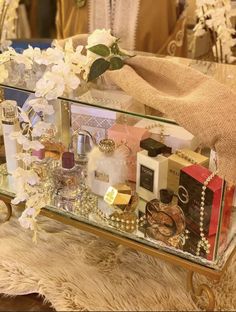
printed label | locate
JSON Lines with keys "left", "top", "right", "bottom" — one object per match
{"left": 95, "top": 171, "right": 109, "bottom": 183}
{"left": 140, "top": 165, "right": 154, "bottom": 192}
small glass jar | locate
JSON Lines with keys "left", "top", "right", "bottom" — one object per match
{"left": 145, "top": 189, "right": 185, "bottom": 247}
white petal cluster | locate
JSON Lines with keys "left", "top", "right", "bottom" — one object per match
{"left": 194, "top": 0, "right": 236, "bottom": 63}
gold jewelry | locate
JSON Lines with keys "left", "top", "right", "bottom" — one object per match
{"left": 99, "top": 139, "right": 116, "bottom": 154}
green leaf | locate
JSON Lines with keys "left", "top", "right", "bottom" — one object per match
{"left": 88, "top": 58, "right": 110, "bottom": 81}
{"left": 110, "top": 57, "right": 124, "bottom": 70}
{"left": 88, "top": 44, "right": 110, "bottom": 57}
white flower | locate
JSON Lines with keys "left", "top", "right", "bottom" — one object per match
{"left": 87, "top": 29, "right": 116, "bottom": 48}
{"left": 12, "top": 53, "right": 33, "bottom": 70}
{"left": 15, "top": 152, "right": 38, "bottom": 166}
{"left": 26, "top": 140, "right": 44, "bottom": 152}
{"left": 12, "top": 167, "right": 39, "bottom": 186}
{"left": 11, "top": 191, "right": 29, "bottom": 205}
{"left": 23, "top": 46, "right": 42, "bottom": 61}
{"left": 27, "top": 98, "right": 54, "bottom": 115}
{"left": 34, "top": 47, "right": 64, "bottom": 66}
{"left": 32, "top": 121, "right": 51, "bottom": 137}
{"left": 10, "top": 132, "right": 44, "bottom": 151}
{"left": 35, "top": 71, "right": 65, "bottom": 100}
{"left": 18, "top": 207, "right": 36, "bottom": 230}
{"left": 52, "top": 61, "right": 80, "bottom": 91}
{"left": 0, "top": 50, "right": 11, "bottom": 64}
{"left": 0, "top": 64, "right": 8, "bottom": 82}
{"left": 10, "top": 131, "right": 29, "bottom": 145}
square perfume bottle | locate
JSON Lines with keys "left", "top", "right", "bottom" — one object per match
{"left": 136, "top": 138, "right": 169, "bottom": 202}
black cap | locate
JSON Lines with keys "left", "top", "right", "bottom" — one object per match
{"left": 140, "top": 138, "right": 167, "bottom": 157}
{"left": 160, "top": 189, "right": 174, "bottom": 204}
{"left": 62, "top": 152, "right": 75, "bottom": 169}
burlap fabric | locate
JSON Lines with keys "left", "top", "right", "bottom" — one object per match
{"left": 108, "top": 56, "right": 236, "bottom": 184}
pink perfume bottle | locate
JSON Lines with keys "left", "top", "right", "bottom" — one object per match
{"left": 52, "top": 152, "right": 86, "bottom": 212}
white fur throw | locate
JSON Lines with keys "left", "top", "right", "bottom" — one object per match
{"left": 0, "top": 209, "right": 236, "bottom": 311}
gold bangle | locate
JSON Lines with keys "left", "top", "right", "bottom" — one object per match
{"left": 99, "top": 139, "right": 116, "bottom": 154}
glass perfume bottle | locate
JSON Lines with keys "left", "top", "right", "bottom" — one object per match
{"left": 40, "top": 128, "right": 65, "bottom": 160}
{"left": 72, "top": 129, "right": 95, "bottom": 167}
{"left": 145, "top": 189, "right": 185, "bottom": 247}
{"left": 52, "top": 152, "right": 86, "bottom": 212}
{"left": 136, "top": 138, "right": 170, "bottom": 202}
{"left": 31, "top": 149, "right": 55, "bottom": 204}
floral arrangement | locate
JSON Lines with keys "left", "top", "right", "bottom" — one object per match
{"left": 0, "top": 0, "right": 19, "bottom": 51}
{"left": 0, "top": 29, "right": 130, "bottom": 239}
{"left": 194, "top": 0, "right": 236, "bottom": 63}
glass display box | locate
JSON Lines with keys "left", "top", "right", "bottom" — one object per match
{"left": 0, "top": 55, "right": 235, "bottom": 311}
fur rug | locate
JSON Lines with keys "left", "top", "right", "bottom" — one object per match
{"left": 0, "top": 210, "right": 235, "bottom": 311}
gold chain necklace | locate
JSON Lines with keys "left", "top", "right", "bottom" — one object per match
{"left": 75, "top": 0, "right": 87, "bottom": 8}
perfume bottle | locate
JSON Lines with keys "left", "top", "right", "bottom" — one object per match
{"left": 52, "top": 152, "right": 85, "bottom": 212}
{"left": 40, "top": 128, "right": 65, "bottom": 160}
{"left": 1, "top": 100, "right": 21, "bottom": 174}
{"left": 136, "top": 138, "right": 170, "bottom": 202}
{"left": 32, "top": 149, "right": 54, "bottom": 180}
{"left": 87, "top": 139, "right": 128, "bottom": 197}
{"left": 31, "top": 149, "right": 55, "bottom": 203}
{"left": 146, "top": 189, "right": 185, "bottom": 247}
{"left": 72, "top": 129, "right": 95, "bottom": 166}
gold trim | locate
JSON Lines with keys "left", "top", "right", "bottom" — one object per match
{"left": 187, "top": 271, "right": 215, "bottom": 311}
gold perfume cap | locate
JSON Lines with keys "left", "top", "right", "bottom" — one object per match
{"left": 1, "top": 100, "right": 18, "bottom": 124}
{"left": 98, "top": 139, "right": 115, "bottom": 154}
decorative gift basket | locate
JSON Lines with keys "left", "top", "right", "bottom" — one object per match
{"left": 0, "top": 28, "right": 235, "bottom": 271}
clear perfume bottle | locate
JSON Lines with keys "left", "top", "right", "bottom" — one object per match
{"left": 31, "top": 149, "right": 55, "bottom": 203}
{"left": 52, "top": 152, "right": 86, "bottom": 212}
{"left": 32, "top": 149, "right": 54, "bottom": 180}
{"left": 145, "top": 189, "right": 185, "bottom": 247}
{"left": 73, "top": 129, "right": 95, "bottom": 167}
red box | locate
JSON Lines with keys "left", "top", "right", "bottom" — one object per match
{"left": 107, "top": 124, "right": 150, "bottom": 182}
{"left": 178, "top": 164, "right": 234, "bottom": 260}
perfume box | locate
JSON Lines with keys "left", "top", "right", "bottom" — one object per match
{"left": 107, "top": 124, "right": 150, "bottom": 182}
{"left": 134, "top": 119, "right": 199, "bottom": 152}
{"left": 167, "top": 149, "right": 209, "bottom": 193}
{"left": 178, "top": 165, "right": 234, "bottom": 260}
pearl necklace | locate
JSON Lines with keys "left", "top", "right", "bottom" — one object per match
{"left": 196, "top": 170, "right": 218, "bottom": 256}
{"left": 145, "top": 122, "right": 167, "bottom": 143}
{"left": 94, "top": 205, "right": 146, "bottom": 232}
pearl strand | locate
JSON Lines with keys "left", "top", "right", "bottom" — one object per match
{"left": 196, "top": 170, "right": 218, "bottom": 256}
{"left": 145, "top": 122, "right": 166, "bottom": 143}
{"left": 94, "top": 205, "right": 146, "bottom": 231}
